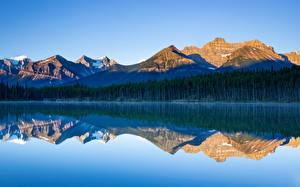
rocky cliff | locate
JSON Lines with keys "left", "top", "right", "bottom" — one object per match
{"left": 182, "top": 38, "right": 286, "bottom": 67}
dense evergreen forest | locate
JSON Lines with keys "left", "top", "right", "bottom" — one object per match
{"left": 0, "top": 66, "right": 300, "bottom": 102}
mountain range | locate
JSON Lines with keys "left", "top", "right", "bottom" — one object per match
{"left": 1, "top": 38, "right": 299, "bottom": 87}
{"left": 0, "top": 116, "right": 298, "bottom": 162}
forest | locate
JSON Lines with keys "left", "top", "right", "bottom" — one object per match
{"left": 0, "top": 66, "right": 300, "bottom": 102}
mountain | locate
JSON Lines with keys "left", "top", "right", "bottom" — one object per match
{"left": 76, "top": 55, "right": 117, "bottom": 70}
{"left": 0, "top": 55, "right": 99, "bottom": 87}
{"left": 219, "top": 45, "right": 292, "bottom": 71}
{"left": 17, "top": 55, "right": 95, "bottom": 87}
{"left": 75, "top": 41, "right": 295, "bottom": 87}
{"left": 73, "top": 45, "right": 213, "bottom": 87}
{"left": 183, "top": 132, "right": 286, "bottom": 162}
{"left": 11, "top": 55, "right": 28, "bottom": 61}
{"left": 183, "top": 37, "right": 236, "bottom": 67}
{"left": 23, "top": 55, "right": 92, "bottom": 77}
{"left": 285, "top": 52, "right": 300, "bottom": 65}
{"left": 182, "top": 37, "right": 291, "bottom": 69}
{"left": 0, "top": 57, "right": 32, "bottom": 75}
{"left": 0, "top": 59, "right": 19, "bottom": 75}
{"left": 76, "top": 55, "right": 97, "bottom": 67}
{"left": 0, "top": 54, "right": 124, "bottom": 87}
{"left": 0, "top": 57, "right": 34, "bottom": 85}
{"left": 126, "top": 45, "right": 208, "bottom": 72}
{"left": 0, "top": 38, "right": 298, "bottom": 87}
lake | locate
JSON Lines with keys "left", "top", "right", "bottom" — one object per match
{"left": 0, "top": 102, "right": 299, "bottom": 187}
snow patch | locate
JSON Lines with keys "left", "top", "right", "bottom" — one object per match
{"left": 222, "top": 142, "right": 232, "bottom": 147}
{"left": 221, "top": 53, "right": 231, "bottom": 58}
{"left": 8, "top": 138, "right": 26, "bottom": 145}
{"left": 11, "top": 55, "right": 28, "bottom": 61}
{"left": 92, "top": 60, "right": 103, "bottom": 68}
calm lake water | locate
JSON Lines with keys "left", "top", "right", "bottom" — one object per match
{"left": 0, "top": 102, "right": 299, "bottom": 187}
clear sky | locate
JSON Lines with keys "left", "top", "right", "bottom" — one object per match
{"left": 0, "top": 0, "right": 299, "bottom": 64}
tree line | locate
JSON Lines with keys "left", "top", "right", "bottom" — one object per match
{"left": 0, "top": 66, "right": 300, "bottom": 102}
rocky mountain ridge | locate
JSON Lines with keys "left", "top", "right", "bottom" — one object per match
{"left": 182, "top": 38, "right": 285, "bottom": 67}
{"left": 0, "top": 38, "right": 298, "bottom": 87}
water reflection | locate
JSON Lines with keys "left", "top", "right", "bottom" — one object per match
{"left": 0, "top": 102, "right": 299, "bottom": 162}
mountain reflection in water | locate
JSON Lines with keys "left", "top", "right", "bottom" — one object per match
{"left": 0, "top": 102, "right": 299, "bottom": 162}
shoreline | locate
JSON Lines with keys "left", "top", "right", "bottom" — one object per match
{"left": 0, "top": 100, "right": 299, "bottom": 106}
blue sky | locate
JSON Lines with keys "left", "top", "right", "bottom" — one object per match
{"left": 0, "top": 0, "right": 299, "bottom": 64}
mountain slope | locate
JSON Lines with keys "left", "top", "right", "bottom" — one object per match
{"left": 76, "top": 55, "right": 118, "bottom": 70}
{"left": 285, "top": 52, "right": 300, "bottom": 65}
{"left": 219, "top": 46, "right": 292, "bottom": 71}
{"left": 127, "top": 45, "right": 196, "bottom": 72}
{"left": 0, "top": 57, "right": 32, "bottom": 75}
{"left": 74, "top": 45, "right": 213, "bottom": 87}
{"left": 182, "top": 37, "right": 286, "bottom": 68}
{"left": 76, "top": 55, "right": 97, "bottom": 67}
{"left": 183, "top": 132, "right": 285, "bottom": 162}
{"left": 0, "top": 55, "right": 98, "bottom": 87}
{"left": 16, "top": 55, "right": 95, "bottom": 86}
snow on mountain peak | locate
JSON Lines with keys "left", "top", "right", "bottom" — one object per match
{"left": 11, "top": 55, "right": 28, "bottom": 61}
{"left": 100, "top": 56, "right": 108, "bottom": 60}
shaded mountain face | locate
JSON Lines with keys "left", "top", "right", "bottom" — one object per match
{"left": 76, "top": 55, "right": 117, "bottom": 70}
{"left": 74, "top": 66, "right": 211, "bottom": 87}
{"left": 285, "top": 52, "right": 300, "bottom": 65}
{"left": 0, "top": 58, "right": 32, "bottom": 75}
{"left": 0, "top": 59, "right": 18, "bottom": 75}
{"left": 182, "top": 37, "right": 287, "bottom": 68}
{"left": 0, "top": 57, "right": 36, "bottom": 86}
